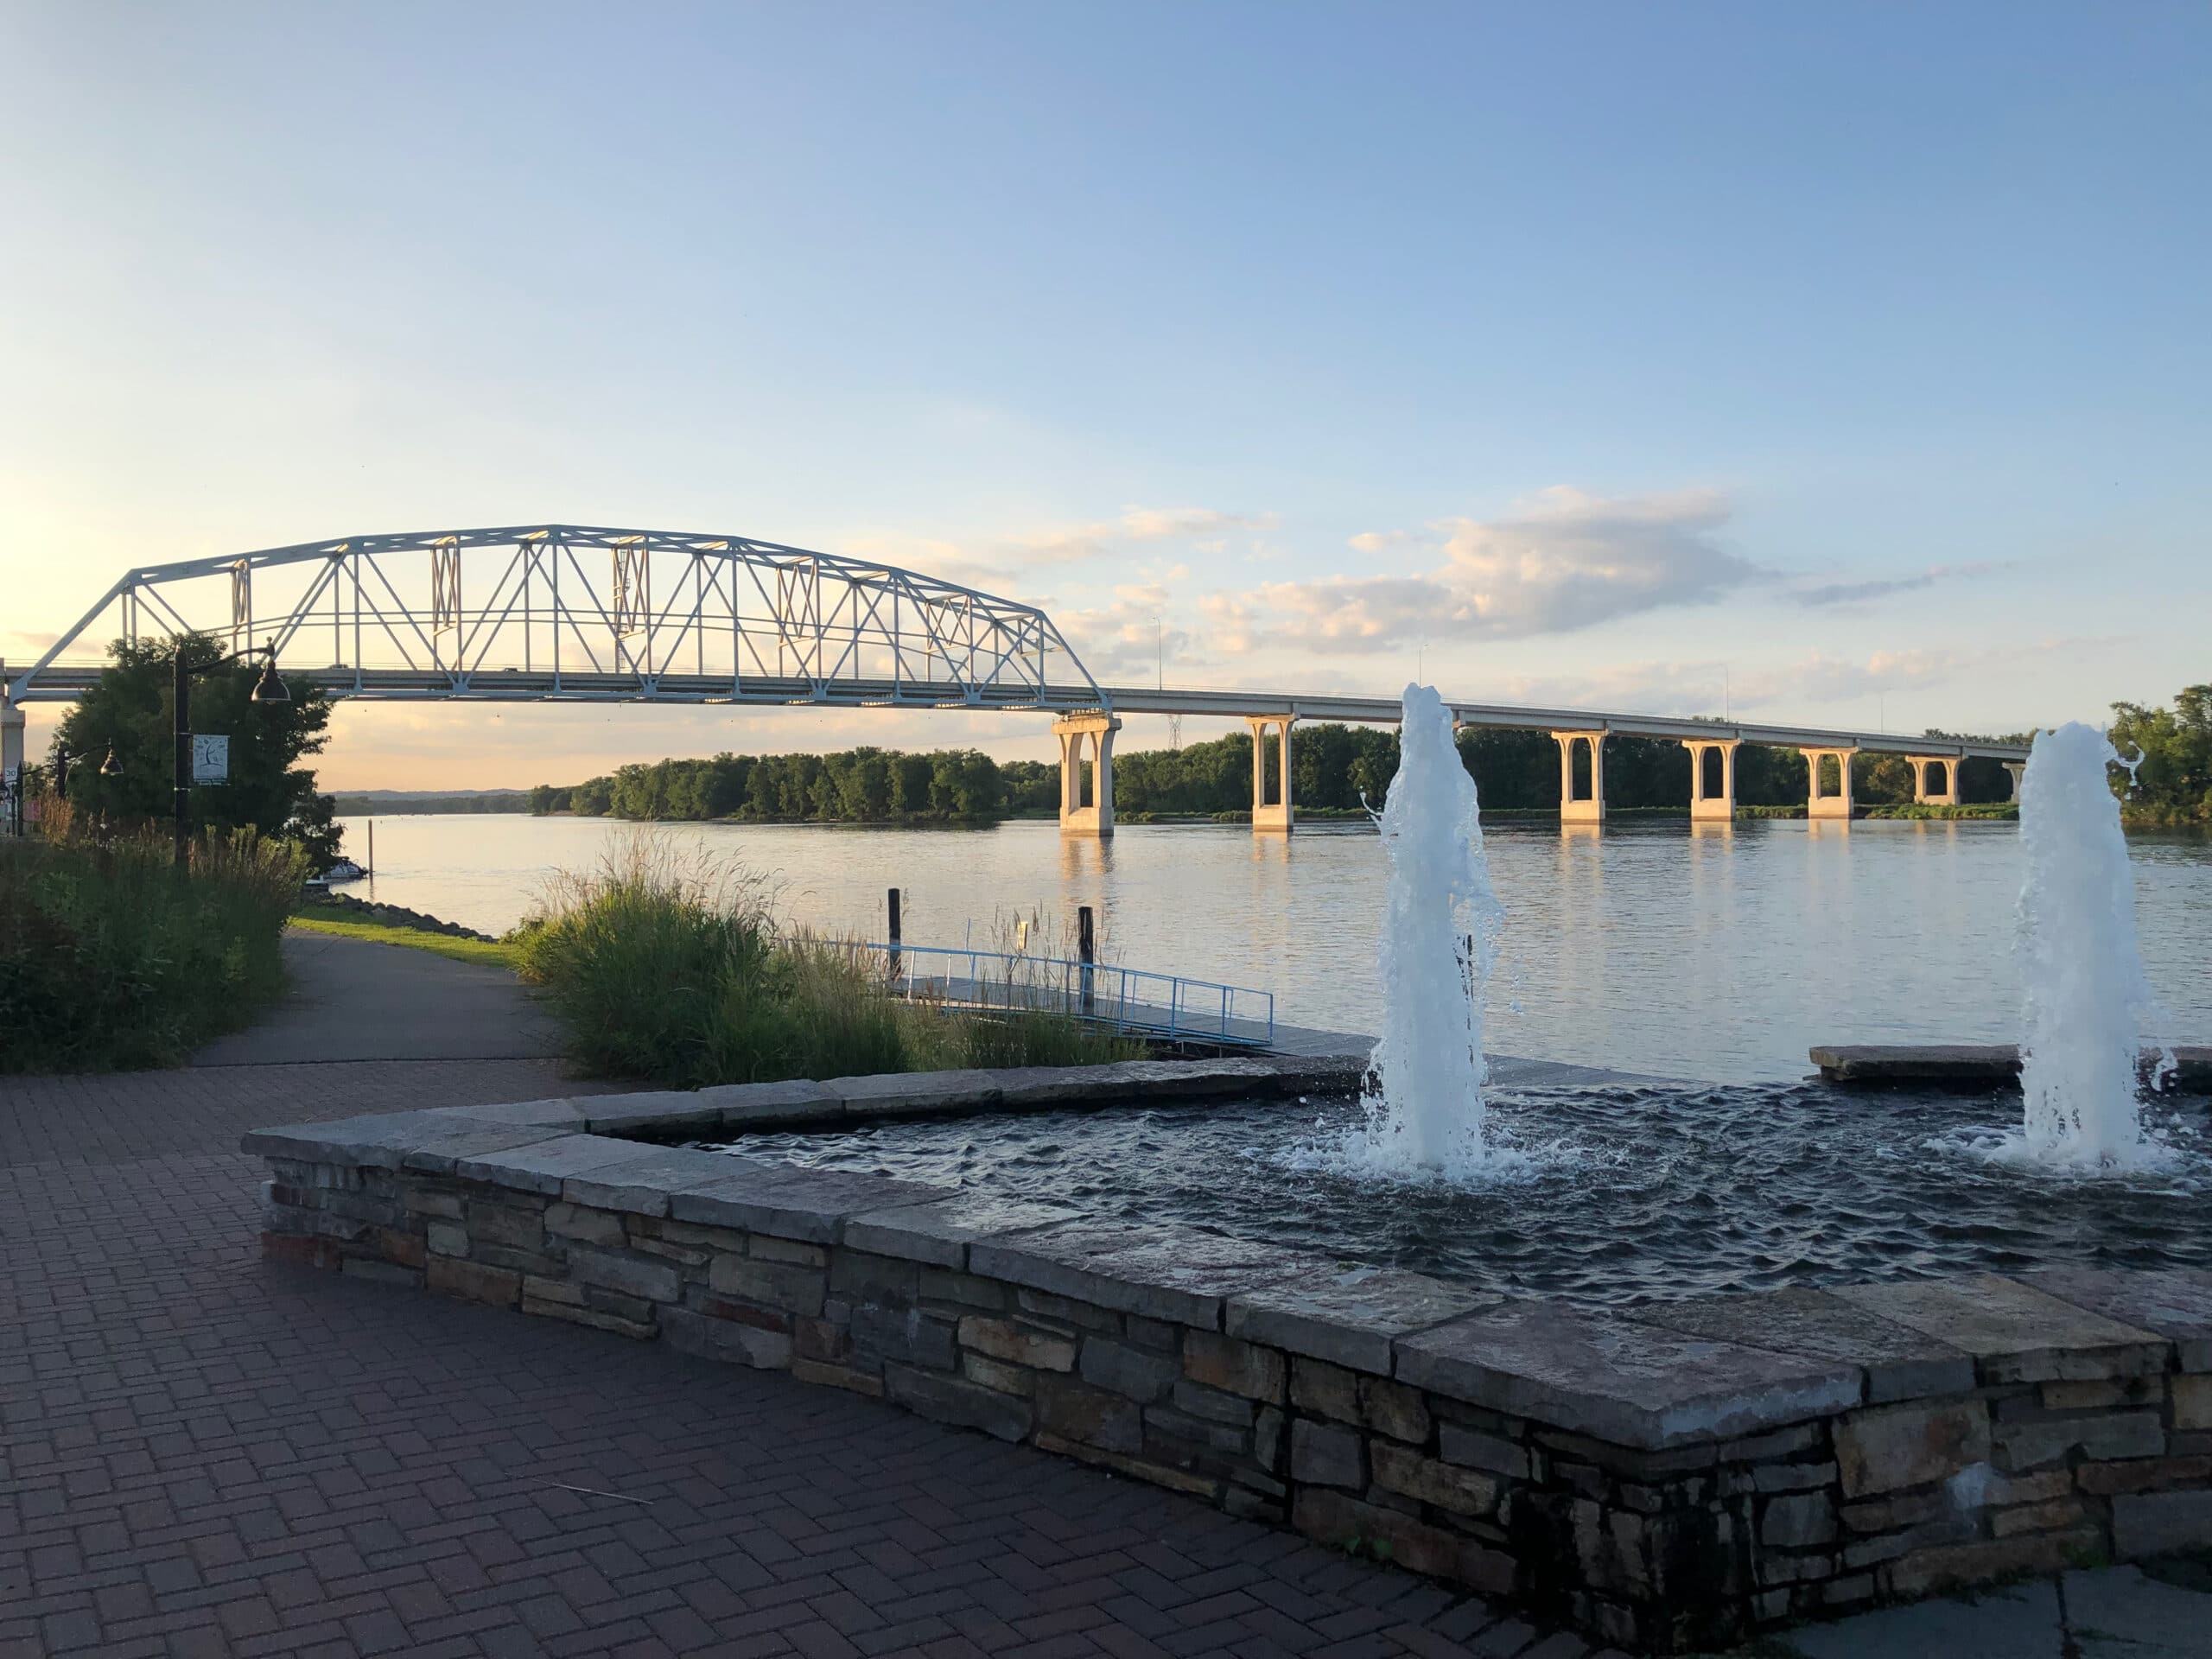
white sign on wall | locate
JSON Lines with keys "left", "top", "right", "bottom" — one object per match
{"left": 191, "top": 734, "right": 231, "bottom": 784}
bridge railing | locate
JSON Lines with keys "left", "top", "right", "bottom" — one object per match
{"left": 845, "top": 943, "right": 1275, "bottom": 1049}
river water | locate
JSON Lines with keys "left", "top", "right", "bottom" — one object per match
{"left": 333, "top": 813, "right": 2212, "bottom": 1085}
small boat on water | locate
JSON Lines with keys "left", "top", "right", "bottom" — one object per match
{"left": 305, "top": 858, "right": 369, "bottom": 888}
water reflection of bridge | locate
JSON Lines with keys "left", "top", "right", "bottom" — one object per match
{"left": 2, "top": 523, "right": 2030, "bottom": 835}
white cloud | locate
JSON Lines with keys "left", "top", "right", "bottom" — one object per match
{"left": 1217, "top": 487, "right": 1758, "bottom": 655}
{"left": 1792, "top": 562, "right": 2004, "bottom": 608}
{"left": 1009, "top": 505, "right": 1276, "bottom": 568}
{"left": 1197, "top": 592, "right": 1260, "bottom": 657}
{"left": 1056, "top": 582, "right": 1199, "bottom": 680}
{"left": 1478, "top": 644, "right": 2030, "bottom": 718}
{"left": 842, "top": 508, "right": 1273, "bottom": 597}
{"left": 836, "top": 535, "right": 1013, "bottom": 594}
{"left": 1347, "top": 528, "right": 1418, "bottom": 554}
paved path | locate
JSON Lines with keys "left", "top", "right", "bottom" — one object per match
{"left": 1747, "top": 1564, "right": 2212, "bottom": 1657}
{"left": 194, "top": 932, "right": 564, "bottom": 1065}
{"left": 0, "top": 938, "right": 1570, "bottom": 1658}
{"left": 5, "top": 933, "right": 2205, "bottom": 1657}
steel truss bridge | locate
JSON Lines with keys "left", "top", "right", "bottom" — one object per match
{"left": 5, "top": 523, "right": 2027, "bottom": 762}
{"left": 8, "top": 524, "right": 1103, "bottom": 714}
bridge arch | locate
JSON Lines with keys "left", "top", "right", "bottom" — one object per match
{"left": 4, "top": 524, "right": 1105, "bottom": 713}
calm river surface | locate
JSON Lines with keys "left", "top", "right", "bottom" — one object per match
{"left": 334, "top": 813, "right": 2212, "bottom": 1085}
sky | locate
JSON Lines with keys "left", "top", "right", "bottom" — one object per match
{"left": 3, "top": 3, "right": 2207, "bottom": 788}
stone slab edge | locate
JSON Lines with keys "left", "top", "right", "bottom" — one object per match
{"left": 632, "top": 1055, "right": 1363, "bottom": 1136}
{"left": 1811, "top": 1042, "right": 2212, "bottom": 1092}
{"left": 247, "top": 1100, "right": 2191, "bottom": 1452}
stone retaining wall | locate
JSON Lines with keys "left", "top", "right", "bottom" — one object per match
{"left": 246, "top": 1069, "right": 2212, "bottom": 1655}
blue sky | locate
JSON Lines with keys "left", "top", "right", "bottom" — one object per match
{"left": 3, "top": 3, "right": 2206, "bottom": 786}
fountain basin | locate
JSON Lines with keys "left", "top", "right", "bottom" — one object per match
{"left": 246, "top": 1069, "right": 2212, "bottom": 1655}
{"left": 1812, "top": 1042, "right": 2212, "bottom": 1091}
{"left": 697, "top": 1085, "right": 2211, "bottom": 1309}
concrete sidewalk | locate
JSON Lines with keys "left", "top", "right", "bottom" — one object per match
{"left": 3, "top": 936, "right": 1552, "bottom": 1656}
{"left": 1730, "top": 1561, "right": 2212, "bottom": 1656}
{"left": 193, "top": 931, "right": 565, "bottom": 1065}
{"left": 4, "top": 932, "right": 2205, "bottom": 1656}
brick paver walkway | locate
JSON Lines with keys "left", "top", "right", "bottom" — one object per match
{"left": 2, "top": 1058, "right": 1581, "bottom": 1659}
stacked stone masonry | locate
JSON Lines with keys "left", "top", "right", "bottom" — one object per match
{"left": 246, "top": 1063, "right": 2212, "bottom": 1655}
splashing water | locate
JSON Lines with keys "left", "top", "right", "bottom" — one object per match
{"left": 2005, "top": 721, "right": 2174, "bottom": 1171}
{"left": 1295, "top": 683, "right": 1514, "bottom": 1181}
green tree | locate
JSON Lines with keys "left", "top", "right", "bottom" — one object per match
{"left": 2110, "top": 683, "right": 2212, "bottom": 823}
{"left": 999, "top": 759, "right": 1058, "bottom": 814}
{"left": 837, "top": 749, "right": 893, "bottom": 821}
{"left": 52, "top": 634, "right": 341, "bottom": 868}
{"left": 1456, "top": 728, "right": 1555, "bottom": 809}
{"left": 889, "top": 753, "right": 935, "bottom": 817}
{"left": 703, "top": 753, "right": 752, "bottom": 817}
{"left": 928, "top": 750, "right": 1002, "bottom": 819}
{"left": 744, "top": 758, "right": 784, "bottom": 819}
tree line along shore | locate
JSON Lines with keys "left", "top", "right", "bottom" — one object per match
{"left": 5, "top": 639, "right": 2204, "bottom": 1077}
{"left": 514, "top": 690, "right": 2209, "bottom": 828}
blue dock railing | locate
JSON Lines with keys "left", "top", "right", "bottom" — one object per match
{"left": 849, "top": 942, "right": 1275, "bottom": 1048}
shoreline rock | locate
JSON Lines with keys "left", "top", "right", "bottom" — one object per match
{"left": 306, "top": 889, "right": 498, "bottom": 944}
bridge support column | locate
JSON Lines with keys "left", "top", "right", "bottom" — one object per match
{"left": 1247, "top": 715, "right": 1295, "bottom": 832}
{"left": 1682, "top": 737, "right": 1739, "bottom": 823}
{"left": 1, "top": 689, "right": 22, "bottom": 780}
{"left": 2004, "top": 760, "right": 2026, "bottom": 801}
{"left": 2, "top": 679, "right": 22, "bottom": 832}
{"left": 1907, "top": 755, "right": 1961, "bottom": 806}
{"left": 1802, "top": 747, "right": 1857, "bottom": 819}
{"left": 1053, "top": 714, "right": 1120, "bottom": 837}
{"left": 1551, "top": 731, "right": 1605, "bottom": 823}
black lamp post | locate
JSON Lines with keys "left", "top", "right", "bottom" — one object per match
{"left": 174, "top": 641, "right": 289, "bottom": 870}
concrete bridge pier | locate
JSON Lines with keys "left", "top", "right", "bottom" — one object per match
{"left": 1247, "top": 714, "right": 1294, "bottom": 832}
{"left": 1907, "top": 755, "right": 1961, "bottom": 806}
{"left": 2005, "top": 760, "right": 2026, "bottom": 801}
{"left": 2, "top": 689, "right": 22, "bottom": 780}
{"left": 1802, "top": 746, "right": 1857, "bottom": 819}
{"left": 1053, "top": 713, "right": 1120, "bottom": 837}
{"left": 1551, "top": 731, "right": 1605, "bottom": 823}
{"left": 2, "top": 675, "right": 24, "bottom": 825}
{"left": 1682, "top": 737, "right": 1739, "bottom": 823}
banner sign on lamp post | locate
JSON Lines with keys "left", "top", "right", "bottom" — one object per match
{"left": 191, "top": 734, "right": 230, "bottom": 785}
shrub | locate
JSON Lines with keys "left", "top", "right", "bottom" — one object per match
{"left": 0, "top": 828, "right": 304, "bottom": 1071}
{"left": 512, "top": 835, "right": 1142, "bottom": 1087}
{"left": 1860, "top": 803, "right": 2018, "bottom": 821}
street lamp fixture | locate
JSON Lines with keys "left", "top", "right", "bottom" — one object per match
{"left": 99, "top": 748, "right": 123, "bottom": 778}
{"left": 173, "top": 639, "right": 286, "bottom": 870}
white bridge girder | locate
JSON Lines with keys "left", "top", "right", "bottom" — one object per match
{"left": 5, "top": 524, "right": 1105, "bottom": 713}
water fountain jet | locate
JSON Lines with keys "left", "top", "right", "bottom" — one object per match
{"left": 2009, "top": 721, "right": 2172, "bottom": 1170}
{"left": 1330, "top": 683, "right": 1509, "bottom": 1179}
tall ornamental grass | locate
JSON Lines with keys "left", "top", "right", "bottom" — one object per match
{"left": 511, "top": 836, "right": 1142, "bottom": 1088}
{"left": 0, "top": 823, "right": 305, "bottom": 1071}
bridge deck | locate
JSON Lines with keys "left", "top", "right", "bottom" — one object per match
{"left": 5, "top": 662, "right": 2030, "bottom": 760}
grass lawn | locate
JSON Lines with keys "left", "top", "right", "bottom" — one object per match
{"left": 290, "top": 907, "right": 521, "bottom": 970}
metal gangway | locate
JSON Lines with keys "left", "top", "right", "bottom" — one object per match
{"left": 851, "top": 943, "right": 1275, "bottom": 1049}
